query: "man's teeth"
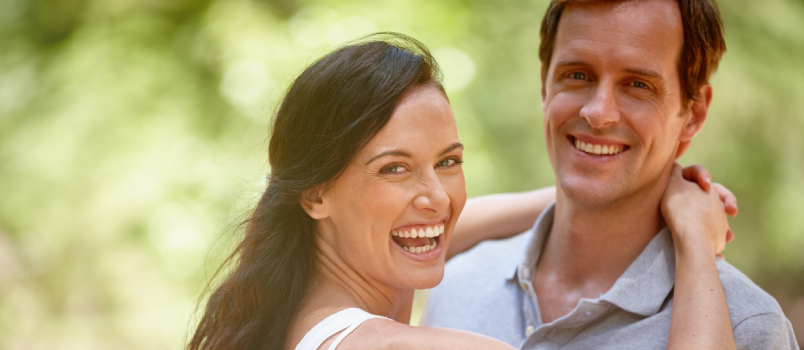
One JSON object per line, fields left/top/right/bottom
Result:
{"left": 574, "top": 139, "right": 624, "bottom": 156}
{"left": 391, "top": 224, "right": 444, "bottom": 238}
{"left": 391, "top": 224, "right": 444, "bottom": 254}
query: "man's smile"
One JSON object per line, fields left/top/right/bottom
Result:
{"left": 567, "top": 135, "right": 631, "bottom": 158}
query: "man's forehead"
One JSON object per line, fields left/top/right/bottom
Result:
{"left": 559, "top": 0, "right": 683, "bottom": 39}
{"left": 551, "top": 0, "right": 684, "bottom": 73}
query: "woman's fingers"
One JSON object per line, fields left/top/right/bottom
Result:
{"left": 678, "top": 163, "right": 739, "bottom": 217}
{"left": 713, "top": 183, "right": 739, "bottom": 217}
{"left": 681, "top": 164, "right": 711, "bottom": 191}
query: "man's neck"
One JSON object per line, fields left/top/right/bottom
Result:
{"left": 533, "top": 182, "right": 667, "bottom": 323}
{"left": 549, "top": 194, "right": 664, "bottom": 281}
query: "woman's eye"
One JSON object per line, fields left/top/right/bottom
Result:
{"left": 571, "top": 72, "right": 587, "bottom": 80}
{"left": 436, "top": 158, "right": 461, "bottom": 168}
{"left": 381, "top": 165, "right": 406, "bottom": 174}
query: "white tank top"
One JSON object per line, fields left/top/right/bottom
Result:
{"left": 294, "top": 308, "right": 389, "bottom": 350}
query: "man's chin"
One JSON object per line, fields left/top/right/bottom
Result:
{"left": 558, "top": 178, "right": 626, "bottom": 208}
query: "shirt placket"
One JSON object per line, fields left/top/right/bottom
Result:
{"left": 518, "top": 265, "right": 560, "bottom": 350}
{"left": 518, "top": 264, "right": 612, "bottom": 350}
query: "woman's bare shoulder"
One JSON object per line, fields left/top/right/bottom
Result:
{"left": 330, "top": 318, "right": 517, "bottom": 350}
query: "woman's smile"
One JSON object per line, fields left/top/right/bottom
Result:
{"left": 391, "top": 222, "right": 446, "bottom": 258}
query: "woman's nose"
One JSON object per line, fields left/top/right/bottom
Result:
{"left": 412, "top": 171, "right": 450, "bottom": 213}
{"left": 579, "top": 83, "right": 621, "bottom": 129}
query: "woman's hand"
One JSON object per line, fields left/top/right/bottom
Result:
{"left": 664, "top": 162, "right": 738, "bottom": 350}
{"left": 676, "top": 164, "right": 738, "bottom": 249}
{"left": 662, "top": 163, "right": 736, "bottom": 257}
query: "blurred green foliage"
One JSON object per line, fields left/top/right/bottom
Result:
{"left": 0, "top": 0, "right": 803, "bottom": 348}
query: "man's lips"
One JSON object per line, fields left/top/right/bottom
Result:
{"left": 568, "top": 135, "right": 630, "bottom": 156}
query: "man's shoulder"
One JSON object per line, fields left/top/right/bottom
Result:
{"left": 716, "top": 260, "right": 800, "bottom": 348}
{"left": 716, "top": 259, "right": 785, "bottom": 319}
{"left": 443, "top": 229, "right": 533, "bottom": 282}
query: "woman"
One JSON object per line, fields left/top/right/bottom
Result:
{"left": 187, "top": 34, "right": 736, "bottom": 350}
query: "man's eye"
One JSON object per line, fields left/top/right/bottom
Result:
{"left": 571, "top": 72, "right": 588, "bottom": 80}
{"left": 381, "top": 165, "right": 406, "bottom": 174}
{"left": 631, "top": 81, "right": 649, "bottom": 89}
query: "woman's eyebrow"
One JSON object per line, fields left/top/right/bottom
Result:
{"left": 365, "top": 150, "right": 411, "bottom": 165}
{"left": 440, "top": 142, "right": 464, "bottom": 156}
{"left": 364, "top": 142, "right": 463, "bottom": 165}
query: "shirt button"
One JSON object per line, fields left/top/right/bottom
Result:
{"left": 520, "top": 281, "right": 528, "bottom": 290}
{"left": 526, "top": 325, "right": 535, "bottom": 336}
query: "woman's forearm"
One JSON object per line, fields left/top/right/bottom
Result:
{"left": 667, "top": 238, "right": 736, "bottom": 350}
{"left": 447, "top": 187, "right": 555, "bottom": 260}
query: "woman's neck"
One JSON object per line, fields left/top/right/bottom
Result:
{"left": 305, "top": 245, "right": 414, "bottom": 323}
{"left": 286, "top": 250, "right": 413, "bottom": 350}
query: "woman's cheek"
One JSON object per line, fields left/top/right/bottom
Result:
{"left": 375, "top": 181, "right": 415, "bottom": 217}
{"left": 439, "top": 174, "right": 466, "bottom": 231}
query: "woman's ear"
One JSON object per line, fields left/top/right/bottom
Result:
{"left": 300, "top": 186, "right": 329, "bottom": 220}
{"left": 676, "top": 84, "right": 712, "bottom": 159}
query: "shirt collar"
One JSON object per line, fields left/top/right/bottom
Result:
{"left": 507, "top": 203, "right": 555, "bottom": 283}
{"left": 600, "top": 228, "right": 676, "bottom": 316}
{"left": 511, "top": 203, "right": 676, "bottom": 317}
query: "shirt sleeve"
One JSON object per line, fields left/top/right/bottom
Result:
{"left": 733, "top": 312, "right": 800, "bottom": 350}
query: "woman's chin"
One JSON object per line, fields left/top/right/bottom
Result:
{"left": 387, "top": 226, "right": 448, "bottom": 289}
{"left": 400, "top": 265, "right": 444, "bottom": 290}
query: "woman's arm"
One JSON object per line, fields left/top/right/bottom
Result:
{"left": 337, "top": 318, "right": 519, "bottom": 350}
{"left": 447, "top": 187, "right": 555, "bottom": 260}
{"left": 447, "top": 164, "right": 739, "bottom": 261}
{"left": 663, "top": 163, "right": 737, "bottom": 350}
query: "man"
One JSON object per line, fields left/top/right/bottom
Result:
{"left": 422, "top": 0, "right": 799, "bottom": 349}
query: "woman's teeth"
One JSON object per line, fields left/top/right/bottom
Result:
{"left": 574, "top": 139, "right": 624, "bottom": 156}
{"left": 391, "top": 224, "right": 444, "bottom": 254}
{"left": 402, "top": 238, "right": 437, "bottom": 254}
{"left": 391, "top": 225, "right": 444, "bottom": 238}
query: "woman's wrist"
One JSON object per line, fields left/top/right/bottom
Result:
{"left": 670, "top": 225, "right": 718, "bottom": 260}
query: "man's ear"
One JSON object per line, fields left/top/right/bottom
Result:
{"left": 541, "top": 66, "right": 547, "bottom": 113}
{"left": 300, "top": 186, "right": 329, "bottom": 220}
{"left": 676, "top": 83, "right": 712, "bottom": 159}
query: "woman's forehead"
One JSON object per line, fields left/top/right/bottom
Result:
{"left": 361, "top": 86, "right": 458, "bottom": 156}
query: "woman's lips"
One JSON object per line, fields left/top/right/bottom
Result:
{"left": 391, "top": 223, "right": 444, "bottom": 254}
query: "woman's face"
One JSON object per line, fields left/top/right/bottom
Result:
{"left": 310, "top": 85, "right": 466, "bottom": 290}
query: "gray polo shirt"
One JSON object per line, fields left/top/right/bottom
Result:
{"left": 423, "top": 204, "right": 799, "bottom": 349}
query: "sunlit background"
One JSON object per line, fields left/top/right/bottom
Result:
{"left": 1, "top": 0, "right": 803, "bottom": 348}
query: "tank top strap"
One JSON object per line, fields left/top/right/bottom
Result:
{"left": 294, "top": 308, "right": 389, "bottom": 350}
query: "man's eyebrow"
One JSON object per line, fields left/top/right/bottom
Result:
{"left": 625, "top": 68, "right": 664, "bottom": 80}
{"left": 553, "top": 60, "right": 589, "bottom": 70}
{"left": 364, "top": 142, "right": 463, "bottom": 166}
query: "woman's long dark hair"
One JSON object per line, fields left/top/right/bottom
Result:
{"left": 187, "top": 33, "right": 443, "bottom": 350}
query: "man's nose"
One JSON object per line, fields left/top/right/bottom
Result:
{"left": 412, "top": 171, "right": 450, "bottom": 214}
{"left": 579, "top": 83, "right": 621, "bottom": 129}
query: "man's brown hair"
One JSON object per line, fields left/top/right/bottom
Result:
{"left": 539, "top": 0, "right": 727, "bottom": 106}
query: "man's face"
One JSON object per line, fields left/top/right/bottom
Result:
{"left": 542, "top": 0, "right": 701, "bottom": 207}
